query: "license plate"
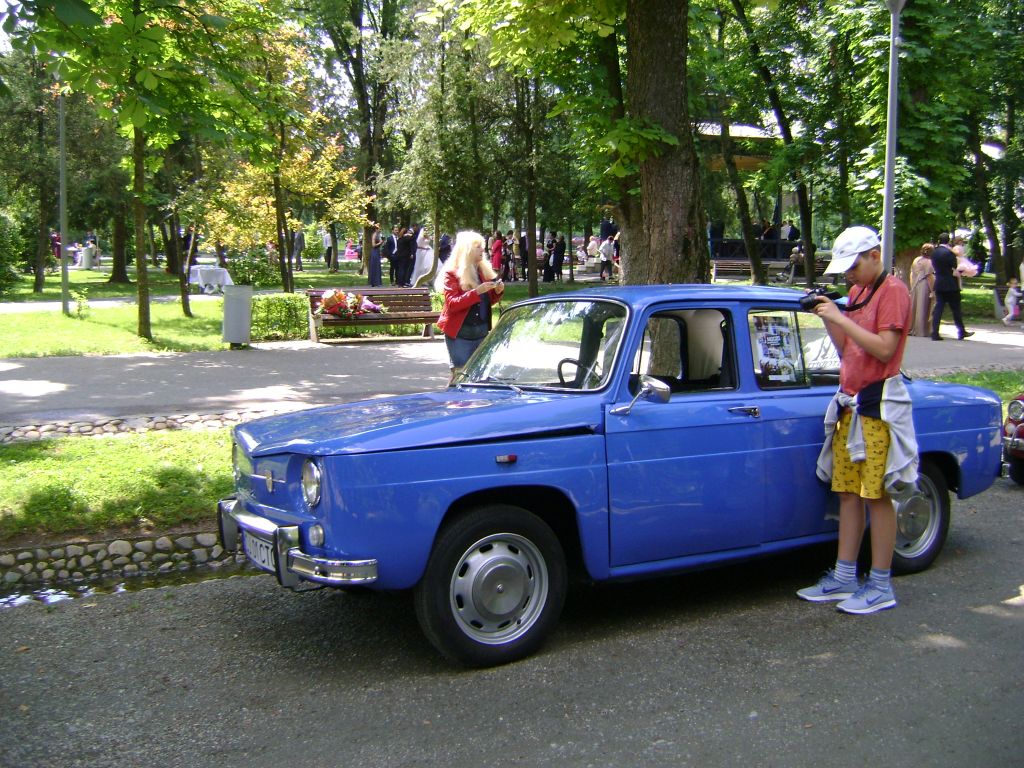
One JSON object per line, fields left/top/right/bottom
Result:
{"left": 243, "top": 530, "right": 277, "bottom": 574}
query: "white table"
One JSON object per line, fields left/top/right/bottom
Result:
{"left": 188, "top": 266, "right": 234, "bottom": 294}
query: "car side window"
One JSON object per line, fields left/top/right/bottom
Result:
{"left": 748, "top": 310, "right": 840, "bottom": 389}
{"left": 631, "top": 309, "right": 736, "bottom": 394}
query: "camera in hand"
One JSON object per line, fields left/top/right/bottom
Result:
{"left": 798, "top": 287, "right": 841, "bottom": 311}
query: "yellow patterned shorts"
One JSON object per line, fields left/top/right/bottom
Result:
{"left": 832, "top": 410, "right": 891, "bottom": 499}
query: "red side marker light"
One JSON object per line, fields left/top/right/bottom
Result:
{"left": 495, "top": 454, "right": 518, "bottom": 464}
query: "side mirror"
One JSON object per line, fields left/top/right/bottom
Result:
{"left": 610, "top": 375, "right": 671, "bottom": 416}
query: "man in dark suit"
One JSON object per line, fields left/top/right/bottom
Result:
{"left": 930, "top": 233, "right": 973, "bottom": 341}
{"left": 383, "top": 225, "right": 399, "bottom": 285}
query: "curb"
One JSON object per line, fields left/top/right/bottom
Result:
{"left": 0, "top": 529, "right": 241, "bottom": 592}
{"left": 0, "top": 405, "right": 306, "bottom": 445}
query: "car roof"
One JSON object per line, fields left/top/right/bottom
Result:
{"left": 523, "top": 283, "right": 806, "bottom": 311}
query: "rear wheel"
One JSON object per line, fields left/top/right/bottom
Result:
{"left": 414, "top": 505, "right": 567, "bottom": 667}
{"left": 891, "top": 458, "right": 950, "bottom": 575}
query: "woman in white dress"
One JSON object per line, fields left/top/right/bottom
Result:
{"left": 411, "top": 226, "right": 434, "bottom": 286}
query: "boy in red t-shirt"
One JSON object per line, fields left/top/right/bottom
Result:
{"left": 797, "top": 226, "right": 912, "bottom": 614}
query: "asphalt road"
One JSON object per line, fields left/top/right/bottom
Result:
{"left": 2, "top": 480, "right": 1022, "bottom": 768}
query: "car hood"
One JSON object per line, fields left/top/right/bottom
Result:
{"left": 234, "top": 389, "right": 604, "bottom": 457}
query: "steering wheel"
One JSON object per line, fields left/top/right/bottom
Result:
{"left": 557, "top": 358, "right": 600, "bottom": 389}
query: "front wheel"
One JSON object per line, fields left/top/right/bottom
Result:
{"left": 414, "top": 505, "right": 567, "bottom": 667}
{"left": 1007, "top": 456, "right": 1024, "bottom": 485}
{"left": 891, "top": 458, "right": 950, "bottom": 575}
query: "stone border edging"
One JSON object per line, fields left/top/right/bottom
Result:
{"left": 0, "top": 407, "right": 302, "bottom": 444}
{"left": 0, "top": 530, "right": 242, "bottom": 588}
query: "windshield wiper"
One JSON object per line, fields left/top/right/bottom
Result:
{"left": 464, "top": 376, "right": 525, "bottom": 395}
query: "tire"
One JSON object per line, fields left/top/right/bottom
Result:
{"left": 414, "top": 505, "right": 567, "bottom": 667}
{"left": 891, "top": 458, "right": 950, "bottom": 575}
{"left": 1007, "top": 457, "right": 1024, "bottom": 486}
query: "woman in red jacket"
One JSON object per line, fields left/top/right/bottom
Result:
{"left": 437, "top": 231, "right": 505, "bottom": 383}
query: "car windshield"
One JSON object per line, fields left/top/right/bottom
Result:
{"left": 458, "top": 299, "right": 629, "bottom": 391}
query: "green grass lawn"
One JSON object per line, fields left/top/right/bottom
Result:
{"left": 0, "top": 429, "right": 233, "bottom": 540}
{"left": 0, "top": 368, "right": 1019, "bottom": 545}
{"left": 0, "top": 299, "right": 227, "bottom": 357}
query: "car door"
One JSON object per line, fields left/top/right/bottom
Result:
{"left": 605, "top": 305, "right": 766, "bottom": 568}
{"left": 746, "top": 307, "right": 839, "bottom": 541}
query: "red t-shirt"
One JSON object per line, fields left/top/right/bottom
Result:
{"left": 839, "top": 274, "right": 911, "bottom": 395}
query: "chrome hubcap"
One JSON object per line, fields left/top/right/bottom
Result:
{"left": 450, "top": 533, "right": 548, "bottom": 645}
{"left": 894, "top": 473, "right": 940, "bottom": 557}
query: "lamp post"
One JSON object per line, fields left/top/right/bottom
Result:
{"left": 881, "top": 0, "right": 907, "bottom": 273}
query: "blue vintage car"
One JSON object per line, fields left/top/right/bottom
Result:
{"left": 218, "top": 285, "right": 1002, "bottom": 666}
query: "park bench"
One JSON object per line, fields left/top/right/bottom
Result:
{"left": 710, "top": 259, "right": 752, "bottom": 281}
{"left": 306, "top": 287, "right": 439, "bottom": 343}
{"left": 712, "top": 257, "right": 831, "bottom": 284}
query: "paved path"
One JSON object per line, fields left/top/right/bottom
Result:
{"left": 2, "top": 292, "right": 1022, "bottom": 426}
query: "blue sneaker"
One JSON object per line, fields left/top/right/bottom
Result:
{"left": 796, "top": 570, "right": 860, "bottom": 602}
{"left": 836, "top": 581, "right": 897, "bottom": 615}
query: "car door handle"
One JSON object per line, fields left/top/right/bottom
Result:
{"left": 727, "top": 406, "right": 761, "bottom": 418}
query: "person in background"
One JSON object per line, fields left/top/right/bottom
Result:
{"left": 598, "top": 235, "right": 615, "bottom": 281}
{"left": 798, "top": 225, "right": 915, "bottom": 615}
{"left": 383, "top": 225, "right": 399, "bottom": 284}
{"left": 930, "top": 233, "right": 973, "bottom": 341}
{"left": 909, "top": 243, "right": 935, "bottom": 337}
{"left": 490, "top": 230, "right": 504, "bottom": 274}
{"left": 368, "top": 225, "right": 383, "bottom": 287}
{"left": 542, "top": 231, "right": 557, "bottom": 282}
{"left": 1002, "top": 277, "right": 1022, "bottom": 326}
{"left": 322, "top": 229, "right": 333, "bottom": 266}
{"left": 519, "top": 233, "right": 529, "bottom": 281}
{"left": 394, "top": 226, "right": 415, "bottom": 287}
{"left": 553, "top": 234, "right": 566, "bottom": 281}
{"left": 411, "top": 226, "right": 433, "bottom": 286}
{"left": 291, "top": 226, "right": 305, "bottom": 272}
{"left": 436, "top": 231, "right": 505, "bottom": 385}
{"left": 437, "top": 232, "right": 452, "bottom": 264}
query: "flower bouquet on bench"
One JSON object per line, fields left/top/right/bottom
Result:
{"left": 317, "top": 290, "right": 386, "bottom": 319}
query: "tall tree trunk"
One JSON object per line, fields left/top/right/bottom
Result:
{"left": 526, "top": 78, "right": 540, "bottom": 296}
{"left": 34, "top": 183, "right": 48, "bottom": 293}
{"left": 1000, "top": 95, "right": 1018, "bottom": 275}
{"left": 108, "top": 205, "right": 131, "bottom": 283}
{"left": 272, "top": 171, "right": 292, "bottom": 293}
{"left": 596, "top": 25, "right": 635, "bottom": 277}
{"left": 32, "top": 56, "right": 48, "bottom": 293}
{"left": 179, "top": 223, "right": 195, "bottom": 318}
{"left": 329, "top": 222, "right": 339, "bottom": 273}
{"left": 967, "top": 116, "right": 1003, "bottom": 279}
{"left": 720, "top": 112, "right": 762, "bottom": 282}
{"left": 623, "top": 0, "right": 706, "bottom": 285}
{"left": 730, "top": 0, "right": 815, "bottom": 285}
{"left": 133, "top": 126, "right": 152, "bottom": 340}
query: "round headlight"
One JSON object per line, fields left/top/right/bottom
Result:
{"left": 1008, "top": 399, "right": 1024, "bottom": 423}
{"left": 301, "top": 459, "right": 321, "bottom": 508}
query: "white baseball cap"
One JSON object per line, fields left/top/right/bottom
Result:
{"left": 823, "top": 225, "right": 882, "bottom": 274}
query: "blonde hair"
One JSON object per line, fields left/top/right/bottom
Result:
{"left": 447, "top": 230, "right": 495, "bottom": 291}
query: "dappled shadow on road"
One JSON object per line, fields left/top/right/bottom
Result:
{"left": 0, "top": 342, "right": 451, "bottom": 421}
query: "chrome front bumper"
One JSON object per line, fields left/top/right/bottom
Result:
{"left": 218, "top": 498, "right": 378, "bottom": 589}
{"left": 1001, "top": 435, "right": 1024, "bottom": 478}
